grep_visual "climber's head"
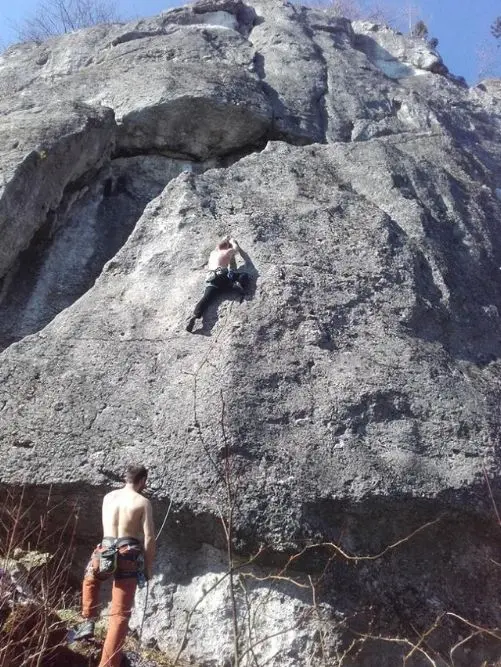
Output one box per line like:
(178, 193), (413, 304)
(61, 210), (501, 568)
(217, 237), (231, 250)
(124, 464), (148, 492)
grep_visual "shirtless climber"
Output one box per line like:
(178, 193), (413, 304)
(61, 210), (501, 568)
(186, 235), (248, 333)
(73, 464), (156, 667)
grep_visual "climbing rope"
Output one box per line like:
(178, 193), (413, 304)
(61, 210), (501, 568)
(138, 580), (149, 645)
(138, 498), (173, 645)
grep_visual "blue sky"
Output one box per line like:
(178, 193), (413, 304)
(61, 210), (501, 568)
(0, 0), (499, 84)
(409, 0), (501, 82)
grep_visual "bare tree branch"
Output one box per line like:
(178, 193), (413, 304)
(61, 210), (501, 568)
(14, 0), (120, 43)
(491, 17), (501, 41)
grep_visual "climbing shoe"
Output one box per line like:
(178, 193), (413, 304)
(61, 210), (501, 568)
(72, 620), (95, 641)
(186, 317), (196, 333)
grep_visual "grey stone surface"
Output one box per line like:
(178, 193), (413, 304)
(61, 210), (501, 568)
(0, 9), (272, 160)
(0, 102), (115, 277)
(130, 542), (338, 666)
(352, 21), (445, 78)
(0, 155), (217, 350)
(1, 1), (501, 665)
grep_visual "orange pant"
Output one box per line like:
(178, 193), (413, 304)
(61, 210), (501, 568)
(82, 541), (141, 667)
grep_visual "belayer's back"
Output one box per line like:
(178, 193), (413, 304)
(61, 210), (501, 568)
(102, 487), (146, 539)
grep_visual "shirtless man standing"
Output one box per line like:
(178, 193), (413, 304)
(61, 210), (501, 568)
(186, 235), (248, 333)
(74, 464), (155, 667)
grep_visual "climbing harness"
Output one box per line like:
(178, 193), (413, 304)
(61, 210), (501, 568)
(206, 267), (229, 283)
(205, 266), (244, 288)
(98, 546), (117, 576)
(87, 537), (144, 581)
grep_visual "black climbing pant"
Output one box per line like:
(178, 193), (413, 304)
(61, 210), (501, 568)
(193, 270), (247, 319)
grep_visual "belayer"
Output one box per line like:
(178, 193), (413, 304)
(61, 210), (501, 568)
(186, 235), (248, 333)
(73, 464), (156, 667)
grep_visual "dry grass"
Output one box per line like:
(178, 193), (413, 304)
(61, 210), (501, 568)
(0, 487), (80, 666)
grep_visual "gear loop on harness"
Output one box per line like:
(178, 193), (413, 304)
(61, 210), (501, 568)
(85, 536), (145, 583)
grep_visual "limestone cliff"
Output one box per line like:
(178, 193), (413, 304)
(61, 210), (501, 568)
(1, 1), (501, 664)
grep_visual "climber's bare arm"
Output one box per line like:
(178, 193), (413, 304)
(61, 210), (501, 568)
(142, 500), (156, 580)
(229, 238), (241, 254)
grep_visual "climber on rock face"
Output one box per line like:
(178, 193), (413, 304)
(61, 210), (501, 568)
(73, 464), (156, 667)
(186, 235), (248, 333)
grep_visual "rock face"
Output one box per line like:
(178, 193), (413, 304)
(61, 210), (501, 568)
(1, 1), (501, 665)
